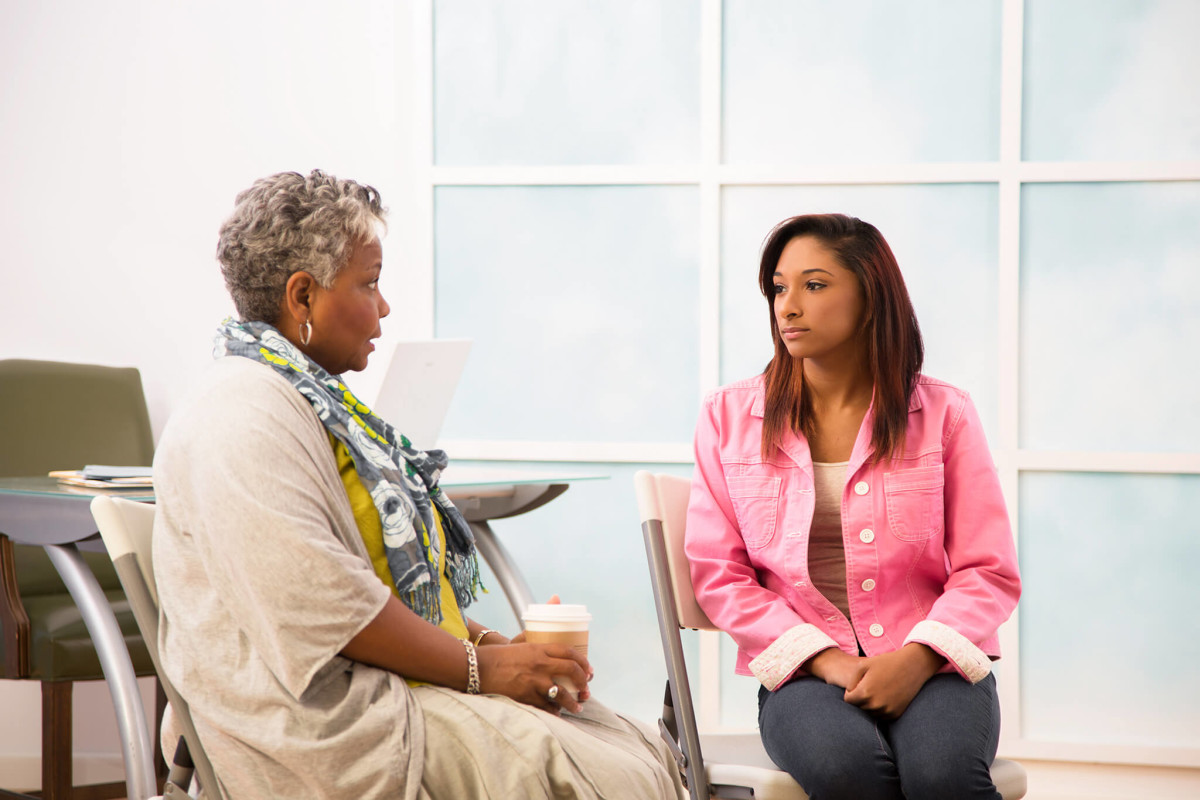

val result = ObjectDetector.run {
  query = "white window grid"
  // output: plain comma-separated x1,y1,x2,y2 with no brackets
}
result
400,0,1200,768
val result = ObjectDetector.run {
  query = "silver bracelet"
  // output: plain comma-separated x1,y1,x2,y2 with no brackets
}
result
472,628,498,647
461,638,481,694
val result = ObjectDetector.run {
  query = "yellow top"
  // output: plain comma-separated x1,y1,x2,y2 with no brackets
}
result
330,435,469,654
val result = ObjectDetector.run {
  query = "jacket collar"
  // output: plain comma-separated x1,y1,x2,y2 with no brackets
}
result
749,380,924,418
750,379,924,470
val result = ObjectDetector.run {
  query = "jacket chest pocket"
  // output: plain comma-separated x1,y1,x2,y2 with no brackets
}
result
883,465,945,541
727,475,782,549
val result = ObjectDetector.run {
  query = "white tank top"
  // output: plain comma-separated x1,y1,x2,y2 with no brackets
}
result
809,461,850,621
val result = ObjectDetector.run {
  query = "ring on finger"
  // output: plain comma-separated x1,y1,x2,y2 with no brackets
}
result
547,685,559,701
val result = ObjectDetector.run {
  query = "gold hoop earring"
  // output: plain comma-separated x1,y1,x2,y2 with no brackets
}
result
299,320,312,346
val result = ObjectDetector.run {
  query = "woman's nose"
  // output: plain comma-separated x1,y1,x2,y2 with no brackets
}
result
378,293,391,319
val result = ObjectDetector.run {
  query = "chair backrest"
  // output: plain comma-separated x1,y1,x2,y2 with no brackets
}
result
635,470,713,800
91,496,225,800
634,471,714,632
0,358,155,600
0,359,155,479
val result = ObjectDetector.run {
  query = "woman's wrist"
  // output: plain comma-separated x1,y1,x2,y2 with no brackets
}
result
460,638,481,694
472,628,510,647
806,647,847,681
899,642,944,679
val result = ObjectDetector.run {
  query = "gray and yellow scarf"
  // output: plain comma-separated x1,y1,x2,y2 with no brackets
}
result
214,318,479,623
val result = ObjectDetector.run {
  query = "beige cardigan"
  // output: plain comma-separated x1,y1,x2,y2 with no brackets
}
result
153,357,423,799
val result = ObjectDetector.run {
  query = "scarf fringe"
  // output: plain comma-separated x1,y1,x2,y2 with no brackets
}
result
405,582,443,625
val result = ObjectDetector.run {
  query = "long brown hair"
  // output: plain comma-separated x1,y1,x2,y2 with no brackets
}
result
758,214,923,463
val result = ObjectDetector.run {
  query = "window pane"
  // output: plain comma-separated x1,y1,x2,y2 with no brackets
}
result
458,460,695,726
721,185,1000,439
1023,0,1200,162
1020,182,1200,452
719,633,761,729
1019,472,1200,747
436,186,700,443
723,0,1001,164
434,0,700,165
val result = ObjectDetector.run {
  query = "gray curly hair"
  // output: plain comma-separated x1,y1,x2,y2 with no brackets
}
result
217,170,388,323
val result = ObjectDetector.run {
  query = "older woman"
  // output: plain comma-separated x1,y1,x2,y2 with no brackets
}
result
152,170,682,799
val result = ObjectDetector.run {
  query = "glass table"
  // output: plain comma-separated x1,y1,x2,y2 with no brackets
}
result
0,469,601,800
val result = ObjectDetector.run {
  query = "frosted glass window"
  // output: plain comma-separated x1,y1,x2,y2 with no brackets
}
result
458,460,695,726
1020,182,1200,452
1024,0,1200,162
435,186,700,442
719,633,762,729
1019,472,1200,748
723,0,1001,164
434,0,700,165
721,185,1000,438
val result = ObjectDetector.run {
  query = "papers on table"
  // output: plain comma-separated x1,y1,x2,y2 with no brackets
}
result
50,465,153,490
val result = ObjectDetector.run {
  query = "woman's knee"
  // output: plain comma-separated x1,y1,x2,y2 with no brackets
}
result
897,755,999,800
787,746,902,800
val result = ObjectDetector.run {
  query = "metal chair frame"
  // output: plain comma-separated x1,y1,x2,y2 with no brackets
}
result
90,496,224,800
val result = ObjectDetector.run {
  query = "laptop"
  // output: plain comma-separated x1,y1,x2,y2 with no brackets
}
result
371,339,472,450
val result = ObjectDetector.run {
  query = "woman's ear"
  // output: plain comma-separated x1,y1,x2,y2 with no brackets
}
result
281,271,318,325
275,271,320,346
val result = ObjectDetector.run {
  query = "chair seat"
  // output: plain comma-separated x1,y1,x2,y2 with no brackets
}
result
990,758,1028,799
20,590,155,681
702,733,809,800
699,733,1027,800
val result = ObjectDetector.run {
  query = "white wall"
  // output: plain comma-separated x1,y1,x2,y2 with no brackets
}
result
0,0,422,783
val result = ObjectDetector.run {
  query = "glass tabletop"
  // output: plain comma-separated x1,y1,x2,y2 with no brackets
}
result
0,476,154,500
0,470,606,500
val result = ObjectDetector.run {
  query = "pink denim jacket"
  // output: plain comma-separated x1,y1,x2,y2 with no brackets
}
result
685,375,1021,690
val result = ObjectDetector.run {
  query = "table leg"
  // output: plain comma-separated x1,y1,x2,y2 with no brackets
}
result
469,520,534,626
43,544,157,800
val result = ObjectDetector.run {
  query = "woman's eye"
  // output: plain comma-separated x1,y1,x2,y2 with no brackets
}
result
805,281,825,291
367,280,379,290
773,283,786,295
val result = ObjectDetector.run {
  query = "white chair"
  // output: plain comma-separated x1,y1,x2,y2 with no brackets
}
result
634,471,1027,800
90,496,225,800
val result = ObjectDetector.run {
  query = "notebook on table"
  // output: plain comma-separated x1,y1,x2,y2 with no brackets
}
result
371,339,472,451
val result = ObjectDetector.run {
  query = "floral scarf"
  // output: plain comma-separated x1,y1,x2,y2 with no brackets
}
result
214,318,479,623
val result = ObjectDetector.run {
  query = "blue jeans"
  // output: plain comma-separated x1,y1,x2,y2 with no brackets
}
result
757,673,1001,800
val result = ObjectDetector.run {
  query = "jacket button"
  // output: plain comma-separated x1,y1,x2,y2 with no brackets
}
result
869,623,884,637
862,579,876,591
859,529,875,543
854,481,869,495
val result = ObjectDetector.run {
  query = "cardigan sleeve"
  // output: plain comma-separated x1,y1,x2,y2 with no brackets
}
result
155,365,391,701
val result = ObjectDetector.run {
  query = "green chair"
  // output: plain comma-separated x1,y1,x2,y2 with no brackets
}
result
0,359,163,800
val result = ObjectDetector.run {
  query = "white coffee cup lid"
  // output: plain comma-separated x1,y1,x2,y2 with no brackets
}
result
522,603,591,623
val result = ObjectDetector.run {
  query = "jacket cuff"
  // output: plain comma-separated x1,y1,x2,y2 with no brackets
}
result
749,624,838,691
904,620,992,683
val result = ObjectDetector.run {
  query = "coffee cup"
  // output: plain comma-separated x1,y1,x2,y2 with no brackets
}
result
522,603,591,698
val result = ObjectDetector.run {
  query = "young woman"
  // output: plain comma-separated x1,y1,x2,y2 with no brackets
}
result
685,214,1021,799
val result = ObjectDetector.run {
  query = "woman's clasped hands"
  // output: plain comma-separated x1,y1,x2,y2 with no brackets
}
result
807,642,944,720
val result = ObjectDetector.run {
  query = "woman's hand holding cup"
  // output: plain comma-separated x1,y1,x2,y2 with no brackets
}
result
475,639,590,714
478,595,593,712
521,600,592,703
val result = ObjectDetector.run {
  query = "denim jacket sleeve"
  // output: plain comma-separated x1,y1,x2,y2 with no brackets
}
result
900,390,1021,682
685,391,838,690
